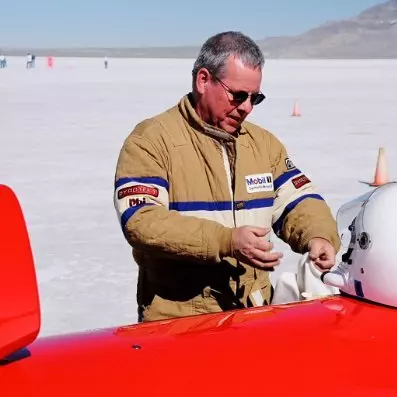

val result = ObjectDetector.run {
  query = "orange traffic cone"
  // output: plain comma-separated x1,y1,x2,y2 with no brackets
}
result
370,147,389,186
291,100,301,117
361,147,389,187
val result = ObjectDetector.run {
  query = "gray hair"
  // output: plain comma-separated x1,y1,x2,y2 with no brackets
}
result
192,31,265,83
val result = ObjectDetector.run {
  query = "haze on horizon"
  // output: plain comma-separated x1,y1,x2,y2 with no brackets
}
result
0,0,383,48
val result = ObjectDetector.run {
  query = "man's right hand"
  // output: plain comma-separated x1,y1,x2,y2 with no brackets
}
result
231,226,283,269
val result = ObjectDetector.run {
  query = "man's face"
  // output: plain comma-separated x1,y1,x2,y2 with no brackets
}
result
200,56,263,133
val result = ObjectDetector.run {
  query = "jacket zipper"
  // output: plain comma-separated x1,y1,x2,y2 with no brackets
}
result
221,144,236,227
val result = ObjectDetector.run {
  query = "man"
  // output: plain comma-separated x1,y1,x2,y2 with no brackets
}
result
114,31,340,322
0,54,6,68
26,53,33,69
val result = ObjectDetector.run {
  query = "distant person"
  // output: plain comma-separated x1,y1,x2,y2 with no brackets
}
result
31,54,36,68
47,56,54,68
0,54,6,68
104,56,108,69
113,31,340,322
26,53,33,69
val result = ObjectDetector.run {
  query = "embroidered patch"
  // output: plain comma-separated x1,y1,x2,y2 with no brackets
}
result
292,175,311,189
129,197,147,207
245,173,273,193
285,158,296,170
118,185,159,199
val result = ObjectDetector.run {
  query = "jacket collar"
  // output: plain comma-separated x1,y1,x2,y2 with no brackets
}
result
178,94,249,145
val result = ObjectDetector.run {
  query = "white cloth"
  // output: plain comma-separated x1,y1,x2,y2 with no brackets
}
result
272,253,339,304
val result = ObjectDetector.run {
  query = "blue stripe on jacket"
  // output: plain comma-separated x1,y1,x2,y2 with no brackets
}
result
115,177,169,191
272,194,324,235
169,201,232,211
169,198,274,212
273,169,302,191
235,198,274,210
121,198,274,232
121,203,155,232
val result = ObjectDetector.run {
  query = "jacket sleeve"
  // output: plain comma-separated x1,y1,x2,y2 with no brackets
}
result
114,121,233,263
269,134,341,254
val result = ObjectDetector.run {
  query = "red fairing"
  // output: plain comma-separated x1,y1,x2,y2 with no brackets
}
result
2,296,397,397
2,184,397,397
0,185,40,360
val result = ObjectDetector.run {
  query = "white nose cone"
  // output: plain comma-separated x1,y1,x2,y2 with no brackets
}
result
326,182,397,307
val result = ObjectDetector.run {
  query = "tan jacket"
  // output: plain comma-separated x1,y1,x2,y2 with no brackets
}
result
114,94,340,321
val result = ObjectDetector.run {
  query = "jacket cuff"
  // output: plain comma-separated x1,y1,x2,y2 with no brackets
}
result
300,230,341,254
213,226,233,262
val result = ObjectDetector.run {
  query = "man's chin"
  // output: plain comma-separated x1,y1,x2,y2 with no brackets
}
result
221,122,240,135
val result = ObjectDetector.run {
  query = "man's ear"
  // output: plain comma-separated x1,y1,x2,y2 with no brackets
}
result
195,68,211,95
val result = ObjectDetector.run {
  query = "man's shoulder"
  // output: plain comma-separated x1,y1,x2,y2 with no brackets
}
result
126,103,185,145
242,120,280,143
242,121,288,156
130,105,177,136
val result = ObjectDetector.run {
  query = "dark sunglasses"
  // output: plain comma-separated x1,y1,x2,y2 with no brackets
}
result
212,75,266,106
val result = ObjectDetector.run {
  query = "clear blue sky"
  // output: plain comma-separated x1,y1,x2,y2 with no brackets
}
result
0,0,384,48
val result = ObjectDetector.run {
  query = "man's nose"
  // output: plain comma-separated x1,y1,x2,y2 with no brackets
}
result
237,97,253,114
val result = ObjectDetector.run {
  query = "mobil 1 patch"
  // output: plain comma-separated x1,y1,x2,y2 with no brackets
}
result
245,173,273,193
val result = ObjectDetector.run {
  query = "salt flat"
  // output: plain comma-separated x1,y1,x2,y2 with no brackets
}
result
1,56,396,336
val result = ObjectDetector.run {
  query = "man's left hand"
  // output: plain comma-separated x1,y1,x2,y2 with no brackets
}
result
308,238,336,271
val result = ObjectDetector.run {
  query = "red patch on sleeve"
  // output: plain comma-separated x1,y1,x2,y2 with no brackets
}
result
292,175,311,189
118,185,159,199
